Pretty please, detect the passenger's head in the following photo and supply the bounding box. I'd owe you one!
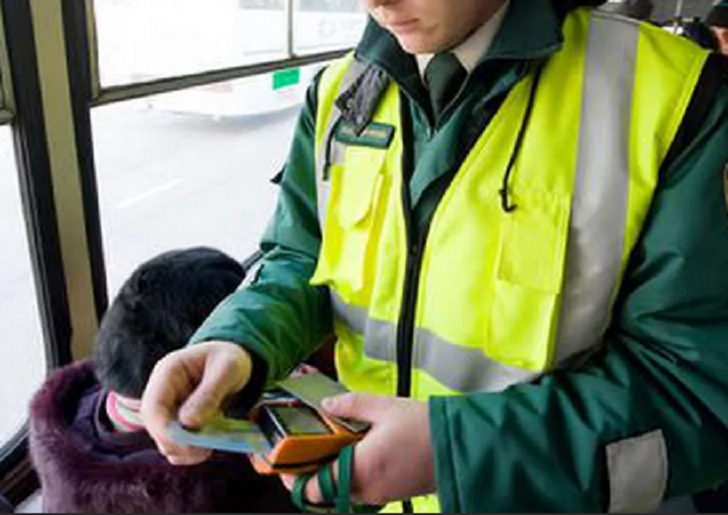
[714,28,728,54]
[94,247,245,400]
[361,0,509,54]
[707,0,728,54]
[681,19,720,51]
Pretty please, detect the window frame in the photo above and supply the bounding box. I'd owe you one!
[0,0,77,503]
[0,0,363,504]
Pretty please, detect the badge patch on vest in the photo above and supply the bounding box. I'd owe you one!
[334,120,395,149]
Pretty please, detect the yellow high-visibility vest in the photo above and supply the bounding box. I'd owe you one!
[311,9,706,511]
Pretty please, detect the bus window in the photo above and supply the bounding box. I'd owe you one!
[236,0,361,12]
[0,0,360,502]
[298,0,361,12]
[90,77,306,295]
[94,0,365,85]
[94,0,288,87]
[144,65,322,119]
[293,0,366,54]
[238,0,285,8]
[0,127,46,446]
[93,0,364,117]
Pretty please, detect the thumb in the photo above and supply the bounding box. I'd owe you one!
[178,345,251,427]
[321,393,391,422]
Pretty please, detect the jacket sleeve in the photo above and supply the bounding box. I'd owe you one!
[430,85,728,512]
[190,70,332,383]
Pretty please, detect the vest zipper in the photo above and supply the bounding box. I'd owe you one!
[395,96,424,515]
[395,96,420,400]
[396,231,427,399]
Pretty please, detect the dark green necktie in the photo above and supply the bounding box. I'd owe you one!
[424,52,466,122]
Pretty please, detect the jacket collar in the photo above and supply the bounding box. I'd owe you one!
[355,0,566,90]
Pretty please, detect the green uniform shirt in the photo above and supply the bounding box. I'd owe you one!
[192,0,728,510]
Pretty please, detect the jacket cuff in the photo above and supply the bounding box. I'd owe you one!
[223,349,269,418]
[429,396,461,513]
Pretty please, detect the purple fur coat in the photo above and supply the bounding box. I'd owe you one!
[28,360,295,513]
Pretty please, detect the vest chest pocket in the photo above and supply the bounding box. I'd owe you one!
[311,145,387,301]
[332,146,385,228]
[488,190,570,372]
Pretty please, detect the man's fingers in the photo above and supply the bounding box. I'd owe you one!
[154,435,214,466]
[164,447,214,466]
[280,463,340,506]
[280,473,325,504]
[141,354,192,446]
[140,341,252,465]
[140,355,215,464]
[177,344,252,427]
[321,392,390,421]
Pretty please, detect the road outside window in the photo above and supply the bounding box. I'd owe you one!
[91,74,305,297]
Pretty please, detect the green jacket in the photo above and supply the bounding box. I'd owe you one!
[192,0,728,510]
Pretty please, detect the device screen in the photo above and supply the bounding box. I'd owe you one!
[263,405,332,438]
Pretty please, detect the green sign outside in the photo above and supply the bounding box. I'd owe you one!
[273,68,301,90]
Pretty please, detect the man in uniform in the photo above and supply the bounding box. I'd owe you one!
[141,0,728,511]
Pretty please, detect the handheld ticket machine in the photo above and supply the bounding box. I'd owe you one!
[166,373,369,475]
[248,391,362,474]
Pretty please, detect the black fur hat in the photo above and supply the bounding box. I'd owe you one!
[94,247,245,398]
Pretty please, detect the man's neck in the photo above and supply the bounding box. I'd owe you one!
[416,0,511,78]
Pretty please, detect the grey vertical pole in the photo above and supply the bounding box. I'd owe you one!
[286,0,294,56]
[674,0,684,18]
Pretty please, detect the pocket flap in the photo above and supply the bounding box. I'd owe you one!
[336,145,386,228]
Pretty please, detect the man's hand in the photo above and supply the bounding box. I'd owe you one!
[140,340,253,465]
[280,394,437,505]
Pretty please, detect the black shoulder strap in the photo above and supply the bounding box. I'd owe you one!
[334,63,390,135]
[662,52,728,170]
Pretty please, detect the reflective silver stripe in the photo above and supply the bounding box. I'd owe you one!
[555,12,636,363]
[330,293,396,365]
[412,328,539,392]
[568,16,671,512]
[330,291,367,333]
[331,293,537,392]
[606,430,668,512]
[315,60,368,230]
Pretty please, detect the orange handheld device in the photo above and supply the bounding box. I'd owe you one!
[165,373,369,475]
[247,392,364,474]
